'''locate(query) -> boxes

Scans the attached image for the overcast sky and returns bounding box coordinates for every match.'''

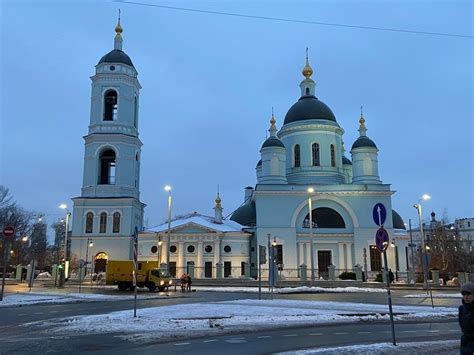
[1,0,472,241]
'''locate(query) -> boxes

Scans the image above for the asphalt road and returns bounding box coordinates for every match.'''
[0,284,463,354]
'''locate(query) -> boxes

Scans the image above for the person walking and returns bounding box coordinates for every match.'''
[186,273,192,292]
[459,282,474,354]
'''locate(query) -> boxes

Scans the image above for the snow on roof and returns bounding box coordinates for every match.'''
[145,212,246,233]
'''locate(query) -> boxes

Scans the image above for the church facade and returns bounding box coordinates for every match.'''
[70,19,409,280]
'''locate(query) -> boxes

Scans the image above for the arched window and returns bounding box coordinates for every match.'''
[294,144,301,167]
[305,87,310,95]
[85,212,93,233]
[113,212,120,233]
[99,212,107,233]
[303,207,346,228]
[103,90,118,121]
[133,96,138,128]
[330,144,336,167]
[312,143,320,166]
[99,149,116,185]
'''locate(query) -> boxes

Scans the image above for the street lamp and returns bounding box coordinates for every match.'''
[164,185,172,272]
[59,204,71,287]
[307,187,315,286]
[413,194,431,289]
[83,238,94,290]
[156,235,163,266]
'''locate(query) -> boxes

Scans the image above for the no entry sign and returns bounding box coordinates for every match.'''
[375,227,389,252]
[2,226,15,238]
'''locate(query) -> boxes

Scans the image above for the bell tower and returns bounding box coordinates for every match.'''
[71,15,146,266]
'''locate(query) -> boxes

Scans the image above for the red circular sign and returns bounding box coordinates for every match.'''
[3,226,15,238]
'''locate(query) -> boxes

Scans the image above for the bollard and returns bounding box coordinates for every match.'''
[431,269,440,286]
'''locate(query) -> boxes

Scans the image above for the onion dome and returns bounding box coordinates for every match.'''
[392,210,406,230]
[261,110,285,149]
[98,12,135,68]
[256,159,262,167]
[351,108,377,149]
[343,156,352,165]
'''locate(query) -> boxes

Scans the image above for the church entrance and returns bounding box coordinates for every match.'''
[317,251,332,279]
[205,262,212,278]
[94,252,108,273]
[224,261,232,278]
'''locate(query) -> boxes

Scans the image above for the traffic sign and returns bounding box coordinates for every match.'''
[373,203,387,226]
[375,227,389,252]
[2,226,15,238]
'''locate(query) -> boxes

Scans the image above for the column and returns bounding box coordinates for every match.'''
[197,241,203,279]
[214,238,221,278]
[162,240,169,266]
[305,242,311,267]
[177,242,184,276]
[346,243,353,269]
[338,243,344,271]
[298,242,305,266]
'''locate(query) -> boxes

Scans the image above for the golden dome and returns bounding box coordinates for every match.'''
[359,106,366,128]
[302,48,313,79]
[115,11,123,37]
[215,193,222,208]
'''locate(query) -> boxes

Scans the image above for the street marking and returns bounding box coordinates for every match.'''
[427,330,439,333]
[18,314,27,316]
[381,331,392,333]
[448,330,459,332]
[50,311,60,313]
[309,333,323,336]
[257,336,272,339]
[225,339,247,344]
[357,332,371,334]
[203,339,217,343]
[334,332,348,335]
[283,334,297,337]
[34,312,43,315]
[174,342,190,346]
[402,330,417,333]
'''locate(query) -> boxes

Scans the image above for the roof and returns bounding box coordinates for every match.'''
[284,95,337,125]
[392,210,406,230]
[261,136,285,149]
[98,49,134,68]
[256,159,262,167]
[230,200,256,227]
[342,156,352,165]
[146,212,245,233]
[351,136,377,150]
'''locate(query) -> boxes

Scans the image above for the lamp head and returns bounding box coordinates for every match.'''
[89,241,94,247]
[421,194,431,201]
[390,241,395,247]
[164,185,171,192]
[158,240,163,246]
[307,187,314,194]
[21,236,28,242]
[59,204,68,210]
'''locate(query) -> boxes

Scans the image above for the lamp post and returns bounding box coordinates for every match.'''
[59,204,71,287]
[164,185,172,272]
[156,234,163,266]
[80,238,93,293]
[307,187,315,286]
[413,194,431,290]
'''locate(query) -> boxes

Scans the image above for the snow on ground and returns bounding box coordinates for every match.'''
[194,286,387,293]
[27,299,457,343]
[278,340,459,354]
[0,292,161,307]
[403,293,461,299]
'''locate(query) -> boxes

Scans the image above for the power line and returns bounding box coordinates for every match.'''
[115,0,473,39]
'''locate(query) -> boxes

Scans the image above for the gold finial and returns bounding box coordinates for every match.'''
[359,105,366,128]
[302,47,313,79]
[270,107,276,128]
[215,192,222,208]
[115,9,123,37]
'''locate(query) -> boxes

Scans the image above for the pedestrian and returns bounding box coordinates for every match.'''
[459,282,474,354]
[186,273,192,292]
[180,273,187,293]
[388,269,395,284]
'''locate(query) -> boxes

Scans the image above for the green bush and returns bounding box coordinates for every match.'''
[338,272,356,280]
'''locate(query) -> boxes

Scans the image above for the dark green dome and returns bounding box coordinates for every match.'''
[230,200,256,227]
[261,136,285,149]
[284,95,336,125]
[256,159,262,167]
[98,49,134,68]
[392,210,406,230]
[351,136,377,150]
[343,156,352,165]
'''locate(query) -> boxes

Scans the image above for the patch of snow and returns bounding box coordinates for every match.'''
[26,298,457,343]
[278,340,459,354]
[36,272,51,279]
[403,293,461,299]
[194,286,387,293]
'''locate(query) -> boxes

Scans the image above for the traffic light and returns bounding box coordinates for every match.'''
[259,245,267,265]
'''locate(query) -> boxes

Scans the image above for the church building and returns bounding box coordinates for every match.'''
[70,18,409,280]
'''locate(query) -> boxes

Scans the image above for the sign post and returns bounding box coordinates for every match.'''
[132,227,138,318]
[258,245,266,300]
[1,226,15,302]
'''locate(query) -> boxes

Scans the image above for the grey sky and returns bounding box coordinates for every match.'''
[1,0,472,240]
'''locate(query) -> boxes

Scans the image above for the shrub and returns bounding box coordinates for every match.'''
[338,272,356,280]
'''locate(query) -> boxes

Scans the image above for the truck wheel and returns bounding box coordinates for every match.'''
[147,283,156,292]
[158,286,166,292]
[128,285,135,291]
[118,283,127,291]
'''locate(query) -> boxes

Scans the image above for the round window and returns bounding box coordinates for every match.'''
[205,245,213,253]
[151,246,158,254]
[224,245,231,253]
[110,65,115,71]
[170,245,177,253]
[187,245,195,253]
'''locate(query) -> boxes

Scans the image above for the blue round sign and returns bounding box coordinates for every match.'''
[375,227,389,252]
[372,203,387,227]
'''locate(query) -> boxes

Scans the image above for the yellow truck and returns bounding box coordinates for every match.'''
[106,260,174,292]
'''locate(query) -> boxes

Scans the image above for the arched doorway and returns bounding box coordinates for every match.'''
[94,252,108,273]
